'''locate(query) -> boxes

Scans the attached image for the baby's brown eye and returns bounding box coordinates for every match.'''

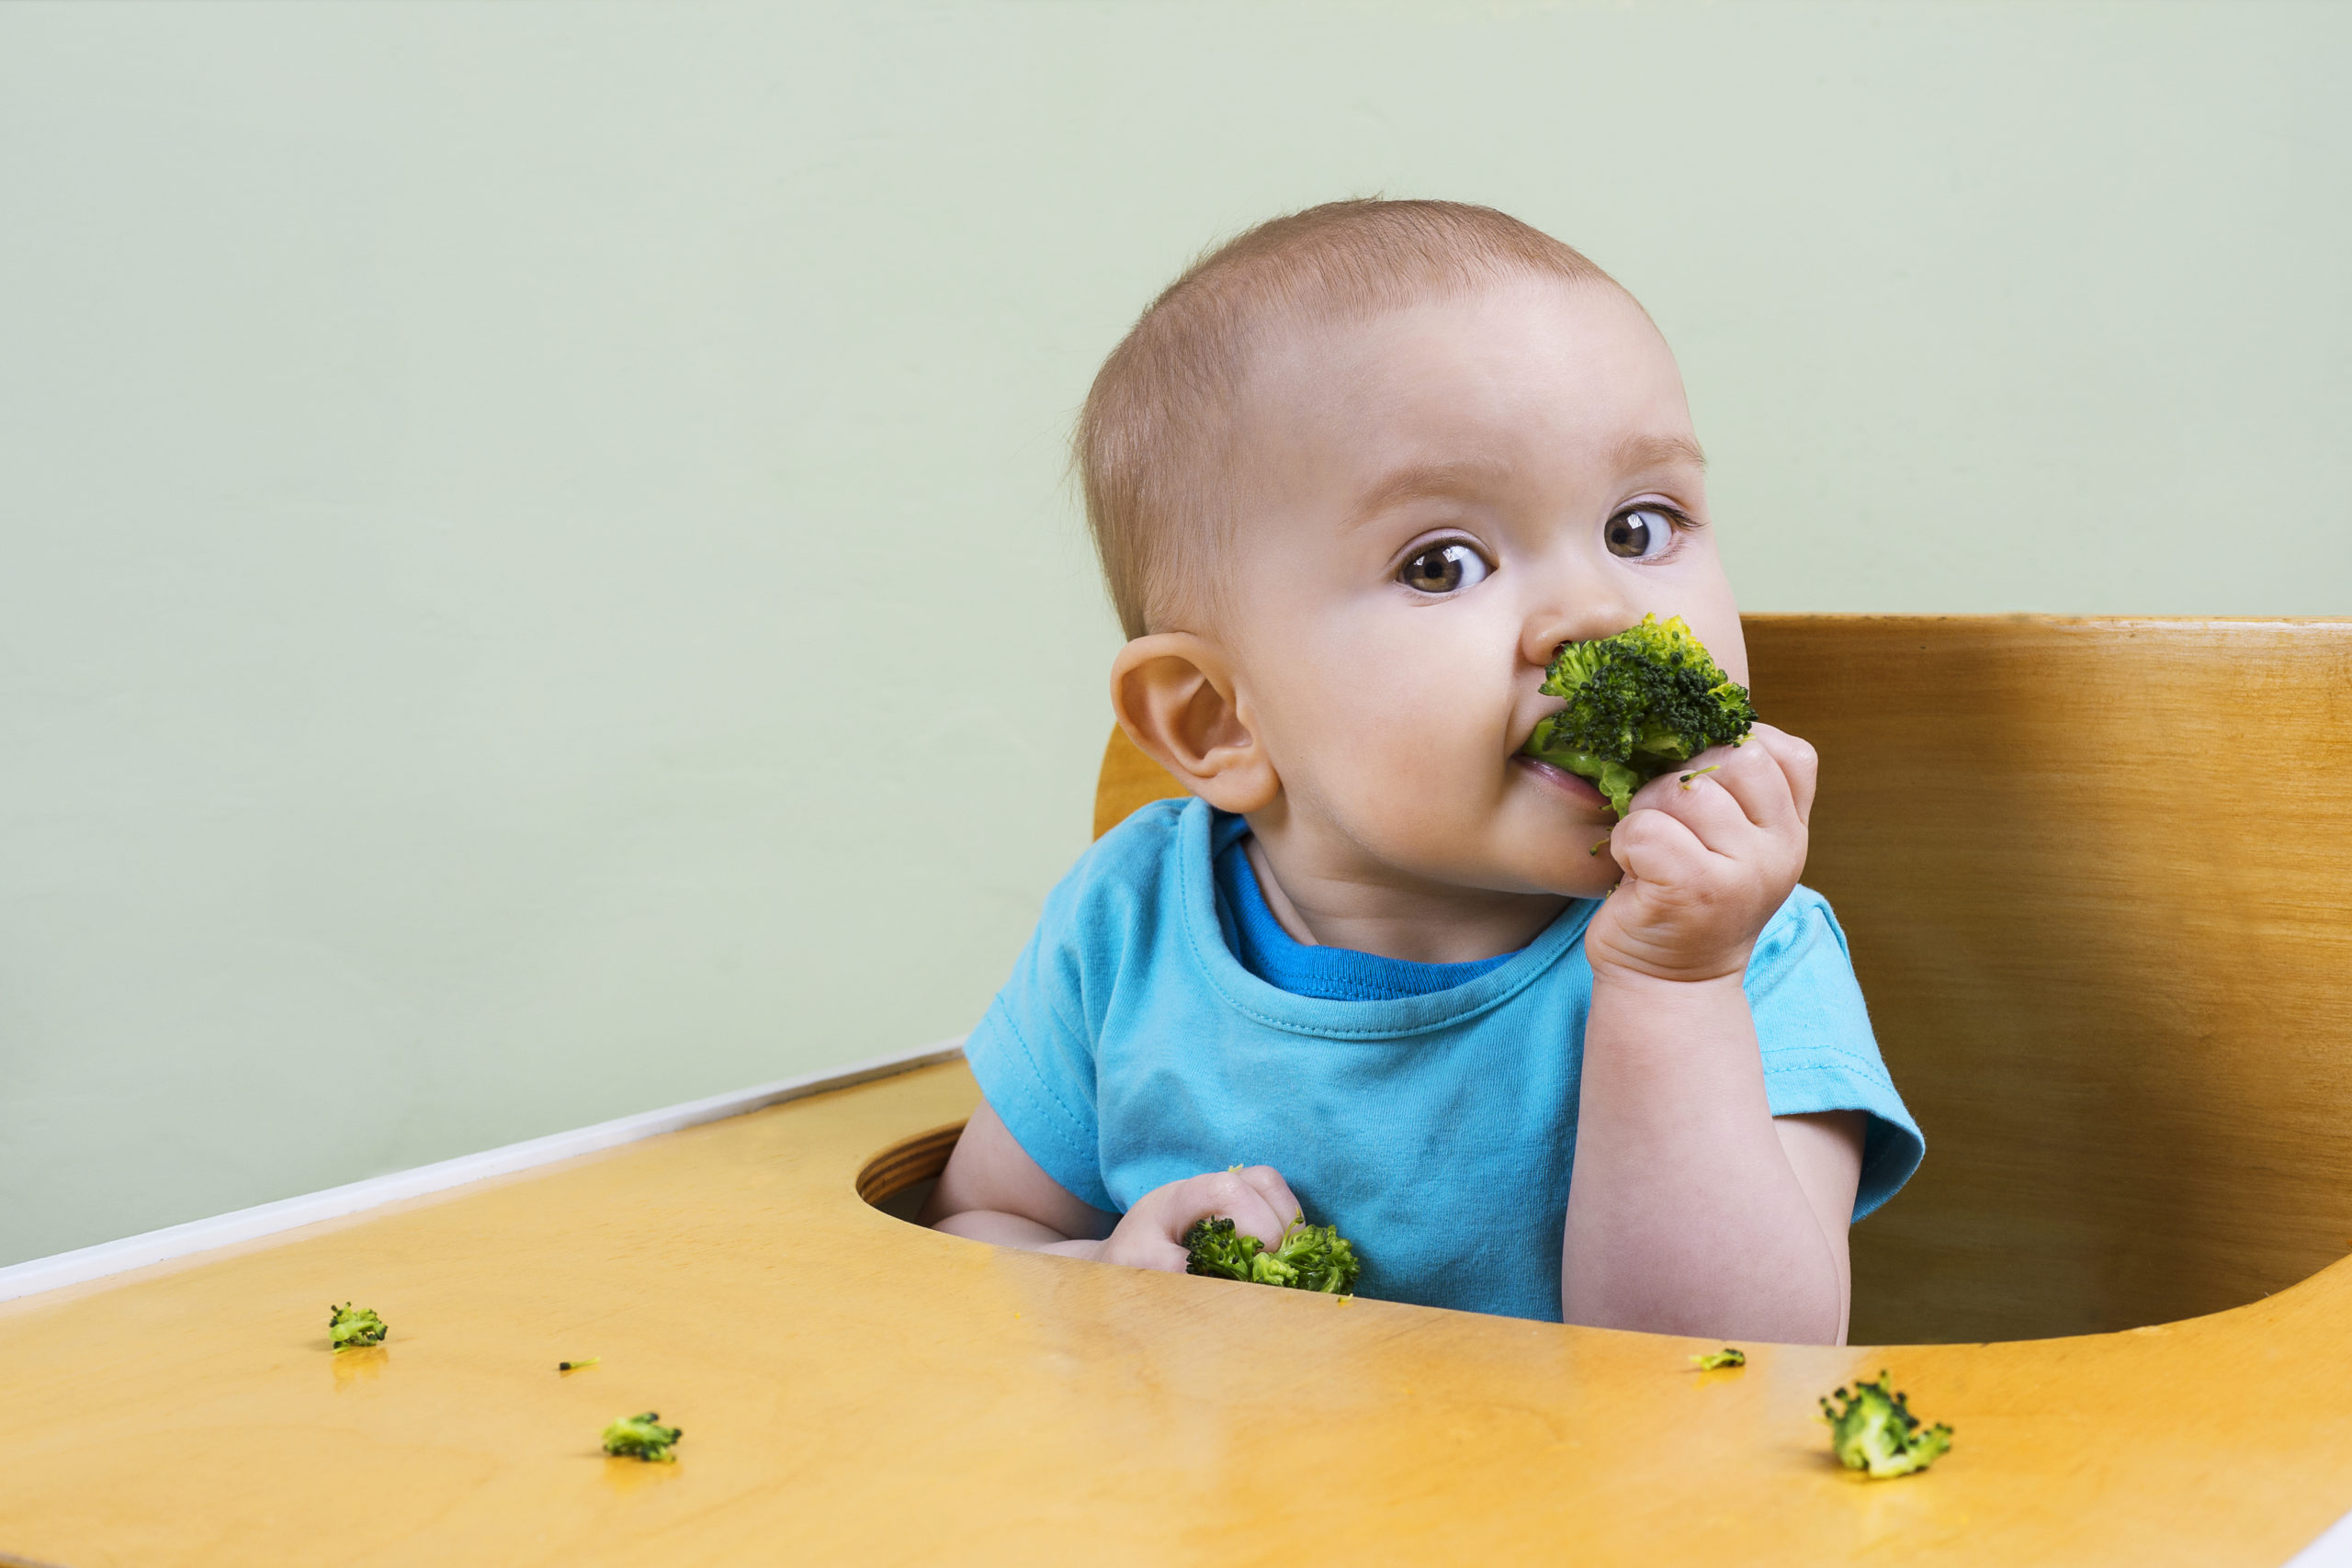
[1605,506,1679,560]
[1398,542,1491,595]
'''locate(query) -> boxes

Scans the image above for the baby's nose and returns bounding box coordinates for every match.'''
[1521,600,1639,667]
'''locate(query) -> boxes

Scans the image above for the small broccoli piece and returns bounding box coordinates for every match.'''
[1522,615,1757,817]
[327,1303,388,1350]
[1821,1373,1953,1478]
[1690,1347,1747,1371]
[602,1411,683,1462]
[558,1358,599,1372]
[1183,1214,1363,1294]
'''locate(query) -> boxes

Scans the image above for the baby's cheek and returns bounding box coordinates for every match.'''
[1353,703,1491,804]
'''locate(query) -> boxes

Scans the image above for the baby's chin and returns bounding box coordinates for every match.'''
[1489,758,1623,896]
[1506,848,1623,902]
[1399,822,1623,902]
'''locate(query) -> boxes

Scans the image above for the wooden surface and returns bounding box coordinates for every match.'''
[4,1055,2351,1567]
[1097,615,2352,1344]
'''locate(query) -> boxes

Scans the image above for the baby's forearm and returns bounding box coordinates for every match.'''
[929,1209,1102,1259]
[1563,972,1847,1343]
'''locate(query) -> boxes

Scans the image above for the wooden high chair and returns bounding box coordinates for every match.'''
[2,616,2348,1567]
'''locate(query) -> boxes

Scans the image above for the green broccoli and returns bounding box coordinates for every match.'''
[1690,1347,1747,1371]
[1820,1373,1953,1478]
[1183,1214,1362,1294]
[602,1412,683,1462]
[1521,614,1757,818]
[327,1303,388,1350]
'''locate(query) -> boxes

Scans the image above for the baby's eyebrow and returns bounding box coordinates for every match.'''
[1614,433,1709,473]
[1350,437,1707,525]
[1349,457,1514,523]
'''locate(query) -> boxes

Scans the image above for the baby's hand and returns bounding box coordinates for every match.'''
[1091,1165,1302,1273]
[1583,722,1817,986]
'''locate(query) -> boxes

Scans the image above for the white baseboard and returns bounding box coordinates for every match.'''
[0,1038,966,1305]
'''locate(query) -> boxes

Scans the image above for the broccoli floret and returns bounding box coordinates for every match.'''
[327,1303,388,1350]
[1521,614,1757,818]
[602,1412,683,1462]
[1183,1214,1363,1294]
[1821,1373,1953,1478]
[1690,1347,1747,1371]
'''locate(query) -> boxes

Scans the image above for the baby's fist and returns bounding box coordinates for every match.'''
[1095,1165,1302,1273]
[1583,723,1816,985]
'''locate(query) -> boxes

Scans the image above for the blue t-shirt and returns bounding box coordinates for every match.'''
[963,795,1924,1322]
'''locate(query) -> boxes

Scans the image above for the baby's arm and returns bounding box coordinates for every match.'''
[921,1103,1303,1270]
[1564,724,1865,1344]
[918,1102,1114,1255]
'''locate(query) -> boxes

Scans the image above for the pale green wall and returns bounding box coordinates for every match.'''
[2,2,2345,1267]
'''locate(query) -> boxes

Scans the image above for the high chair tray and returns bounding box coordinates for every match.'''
[3,1055,2350,1566]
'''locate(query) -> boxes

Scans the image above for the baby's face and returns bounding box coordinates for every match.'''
[1219,275,1742,900]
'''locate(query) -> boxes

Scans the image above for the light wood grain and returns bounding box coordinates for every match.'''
[1751,616,2352,1343]
[1095,616,2352,1344]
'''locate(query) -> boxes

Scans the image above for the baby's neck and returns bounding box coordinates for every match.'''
[1240,826,1569,966]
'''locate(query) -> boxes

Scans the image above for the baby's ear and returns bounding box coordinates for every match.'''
[1109,634,1279,815]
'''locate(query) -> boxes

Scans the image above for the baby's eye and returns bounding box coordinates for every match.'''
[1604,505,1683,560]
[1398,542,1492,595]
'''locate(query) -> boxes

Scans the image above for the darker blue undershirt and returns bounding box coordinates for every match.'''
[1211,829,1518,1001]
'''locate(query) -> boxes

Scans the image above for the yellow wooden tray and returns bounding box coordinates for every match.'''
[3,616,2347,1565]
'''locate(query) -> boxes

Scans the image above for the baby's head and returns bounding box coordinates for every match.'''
[1083,200,1742,903]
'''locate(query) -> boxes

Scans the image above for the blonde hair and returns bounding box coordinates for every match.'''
[1075,198,1616,637]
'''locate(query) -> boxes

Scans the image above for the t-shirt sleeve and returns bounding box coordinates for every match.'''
[958,852,1119,1214]
[1745,887,1924,1220]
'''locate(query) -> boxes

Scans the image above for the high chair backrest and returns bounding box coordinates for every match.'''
[1091,615,2352,1342]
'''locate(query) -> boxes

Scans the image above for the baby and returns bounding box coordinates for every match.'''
[921,199,1920,1343]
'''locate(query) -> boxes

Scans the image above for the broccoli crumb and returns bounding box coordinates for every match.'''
[1521,615,1757,817]
[1183,1214,1362,1294]
[559,1358,600,1372]
[1679,764,1723,787]
[327,1303,388,1350]
[1821,1373,1952,1478]
[602,1412,683,1462]
[1690,1347,1746,1371]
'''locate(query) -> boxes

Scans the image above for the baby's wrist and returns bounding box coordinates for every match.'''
[1586,954,1751,994]
[1589,940,1758,987]
[1585,967,1753,1059]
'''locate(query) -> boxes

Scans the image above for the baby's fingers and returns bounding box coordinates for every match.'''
[1740,723,1818,825]
[1106,1233,1193,1273]
[1230,1164,1304,1232]
[1158,1168,1294,1252]
[1608,800,1713,888]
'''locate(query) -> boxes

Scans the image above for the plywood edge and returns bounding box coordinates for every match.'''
[854,1120,970,1204]
[0,1038,967,1304]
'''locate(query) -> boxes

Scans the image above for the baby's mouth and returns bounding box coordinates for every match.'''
[1514,753,1610,809]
